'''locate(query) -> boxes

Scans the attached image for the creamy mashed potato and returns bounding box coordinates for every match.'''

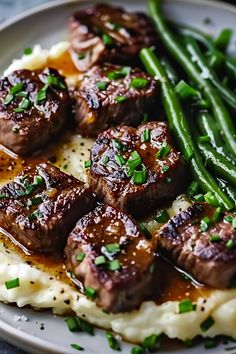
[1,44,236,344]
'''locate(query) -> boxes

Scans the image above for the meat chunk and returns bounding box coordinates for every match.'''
[69,3,157,71]
[89,121,187,218]
[65,204,156,313]
[74,64,158,137]
[0,163,97,253]
[0,68,71,155]
[157,203,236,288]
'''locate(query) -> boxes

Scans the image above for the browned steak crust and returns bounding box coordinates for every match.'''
[0,163,97,253]
[158,203,236,288]
[65,204,156,313]
[69,3,157,71]
[74,64,158,137]
[0,68,71,155]
[89,121,187,218]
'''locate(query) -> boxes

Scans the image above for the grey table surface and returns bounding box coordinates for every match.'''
[0,0,235,353]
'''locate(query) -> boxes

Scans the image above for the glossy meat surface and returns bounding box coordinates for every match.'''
[65,204,156,312]
[0,163,97,253]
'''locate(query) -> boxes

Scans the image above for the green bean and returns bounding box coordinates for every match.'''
[148,0,236,158]
[198,142,236,187]
[160,57,179,85]
[175,23,236,78]
[140,48,234,210]
[197,112,232,159]
[184,36,236,110]
[217,178,236,205]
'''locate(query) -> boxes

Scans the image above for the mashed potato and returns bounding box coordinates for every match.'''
[1,44,236,344]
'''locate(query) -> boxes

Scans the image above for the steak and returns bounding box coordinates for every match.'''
[65,204,156,313]
[74,64,158,137]
[0,163,97,253]
[89,121,187,218]
[157,203,236,288]
[69,3,157,71]
[0,68,71,156]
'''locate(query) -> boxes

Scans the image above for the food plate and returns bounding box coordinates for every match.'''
[0,0,236,353]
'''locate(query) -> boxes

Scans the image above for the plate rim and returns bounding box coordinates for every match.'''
[0,0,236,353]
[1,0,236,33]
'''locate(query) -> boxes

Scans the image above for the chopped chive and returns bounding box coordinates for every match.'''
[212,207,222,222]
[156,142,171,159]
[76,252,85,262]
[130,77,149,89]
[102,33,114,46]
[204,191,219,207]
[115,154,126,166]
[33,175,43,186]
[112,139,126,151]
[224,215,233,223]
[28,209,43,221]
[142,113,148,123]
[143,333,162,351]
[0,193,6,199]
[154,209,169,223]
[47,75,66,89]
[27,196,43,207]
[141,128,150,142]
[24,47,32,55]
[193,193,205,202]
[105,243,120,254]
[16,91,28,98]
[76,317,94,335]
[200,316,215,332]
[107,66,131,80]
[108,259,121,271]
[139,223,152,239]
[78,53,86,60]
[3,93,14,105]
[36,84,49,102]
[132,166,147,184]
[65,316,80,332]
[10,83,24,95]
[183,339,193,347]
[198,135,211,143]
[209,234,221,243]
[226,239,235,249]
[115,95,128,103]
[184,145,194,162]
[162,165,170,173]
[178,299,196,314]
[84,287,97,300]
[100,155,109,165]
[214,28,233,51]
[175,80,199,100]
[84,160,92,169]
[105,332,121,351]
[95,255,107,266]
[131,347,144,354]
[13,98,30,113]
[70,343,84,351]
[96,81,109,91]
[187,181,199,198]
[203,337,217,349]
[126,151,142,177]
[232,218,236,229]
[200,216,212,232]
[5,277,20,290]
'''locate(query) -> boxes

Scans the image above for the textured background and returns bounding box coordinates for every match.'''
[0,0,235,353]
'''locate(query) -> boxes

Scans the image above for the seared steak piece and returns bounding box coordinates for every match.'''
[65,204,156,313]
[69,3,157,71]
[0,163,97,253]
[89,121,187,218]
[0,68,71,156]
[158,203,236,288]
[74,64,158,137]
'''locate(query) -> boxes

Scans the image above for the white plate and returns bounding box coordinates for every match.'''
[0,0,236,353]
